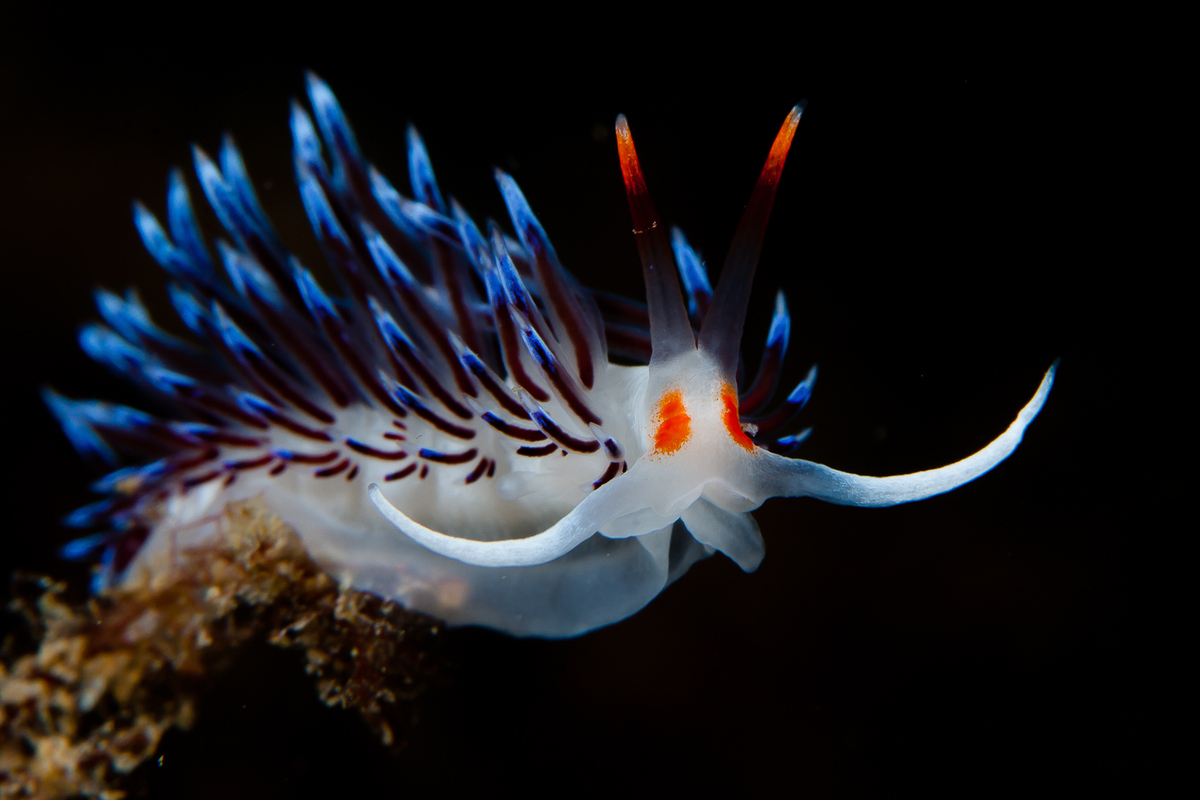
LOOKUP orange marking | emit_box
[615,114,660,234]
[757,105,804,189]
[721,383,755,451]
[652,389,691,455]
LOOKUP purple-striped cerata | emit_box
[45,75,1055,637]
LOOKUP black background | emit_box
[0,13,1181,798]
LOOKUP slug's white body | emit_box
[48,77,1054,637]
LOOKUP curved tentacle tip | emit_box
[763,362,1058,508]
[368,482,594,568]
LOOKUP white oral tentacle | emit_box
[757,363,1057,507]
[368,463,662,568]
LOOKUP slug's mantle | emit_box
[45,76,1055,637]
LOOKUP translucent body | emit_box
[49,77,1055,637]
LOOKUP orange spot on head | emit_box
[721,383,755,451]
[652,389,691,455]
[615,114,660,234]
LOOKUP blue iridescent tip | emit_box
[218,241,285,309]
[133,201,208,285]
[407,125,447,214]
[42,388,118,464]
[167,284,213,337]
[166,168,213,271]
[219,135,280,249]
[787,365,818,406]
[290,101,328,179]
[78,325,150,376]
[670,227,713,321]
[766,291,791,348]
[59,533,111,561]
[306,72,364,174]
[495,170,559,266]
[292,263,338,323]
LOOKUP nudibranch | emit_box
[46,76,1054,637]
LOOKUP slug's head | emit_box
[370,105,813,570]
[613,105,809,509]
[369,103,1053,576]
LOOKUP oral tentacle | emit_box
[754,363,1057,507]
[367,465,657,568]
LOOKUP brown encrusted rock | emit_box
[0,499,443,799]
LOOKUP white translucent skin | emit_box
[126,343,1053,637]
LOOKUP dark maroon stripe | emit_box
[182,469,223,489]
[486,460,496,478]
[602,324,652,364]
[383,432,406,441]
[226,454,274,471]
[187,391,270,429]
[314,458,351,478]
[252,403,333,442]
[84,428,177,459]
[110,524,151,574]
[738,340,786,417]
[461,352,531,419]
[269,462,287,476]
[524,235,596,389]
[278,449,340,464]
[418,447,478,465]
[210,330,291,413]
[593,291,650,329]
[345,438,408,460]
[144,422,209,449]
[516,443,558,457]
[384,463,418,481]
[518,324,601,425]
[190,430,267,448]
[600,437,623,460]
[381,270,477,398]
[346,464,359,481]
[419,465,429,479]
[311,189,381,310]
[745,394,808,439]
[479,412,546,442]
[316,315,410,419]
[495,298,550,402]
[245,292,354,408]
[242,347,337,424]
[543,364,600,426]
[592,461,621,490]
[464,456,489,484]
[360,192,435,284]
[436,240,485,357]
[532,411,600,453]
[223,473,237,487]
[381,326,473,420]
[172,448,220,472]
[383,350,421,400]
[406,400,477,439]
[392,420,407,431]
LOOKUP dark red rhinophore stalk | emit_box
[616,115,694,364]
[699,104,804,381]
